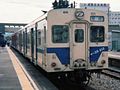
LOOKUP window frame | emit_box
[90,26,105,42]
[52,25,69,43]
[37,31,41,46]
[74,29,84,43]
[90,16,104,22]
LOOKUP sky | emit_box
[0,0,120,23]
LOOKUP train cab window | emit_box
[52,25,69,43]
[90,26,105,42]
[75,29,84,43]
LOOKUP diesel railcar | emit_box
[11,8,108,85]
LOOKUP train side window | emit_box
[19,32,22,46]
[27,32,30,48]
[52,25,69,43]
[90,26,105,42]
[37,31,41,46]
[75,29,84,43]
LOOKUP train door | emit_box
[33,27,37,65]
[23,31,26,55]
[31,28,34,62]
[36,30,43,66]
[19,31,23,52]
[70,23,88,69]
[25,28,27,56]
[36,26,46,67]
[26,30,31,58]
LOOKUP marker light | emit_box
[51,62,56,67]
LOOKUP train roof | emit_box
[27,8,106,24]
[16,8,107,33]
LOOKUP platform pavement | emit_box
[0,46,58,90]
[0,47,22,90]
[109,51,120,55]
[108,51,120,59]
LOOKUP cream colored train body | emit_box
[11,8,108,81]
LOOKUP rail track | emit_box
[102,67,120,79]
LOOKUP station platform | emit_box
[108,51,120,69]
[0,47,22,90]
[108,51,120,59]
[0,47,38,90]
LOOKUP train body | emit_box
[11,8,108,84]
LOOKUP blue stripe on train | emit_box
[90,46,108,62]
[47,48,70,64]
[38,46,108,64]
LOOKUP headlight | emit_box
[51,62,56,67]
[101,60,106,64]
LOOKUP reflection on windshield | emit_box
[52,25,69,43]
[90,26,104,42]
[75,29,84,43]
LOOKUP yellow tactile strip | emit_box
[7,47,39,90]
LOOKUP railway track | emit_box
[102,67,120,79]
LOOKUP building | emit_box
[0,23,27,34]
[80,3,110,14]
[111,30,120,51]
[80,3,120,26]
[109,12,120,25]
[80,3,111,25]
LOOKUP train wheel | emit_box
[67,70,91,86]
[82,74,91,86]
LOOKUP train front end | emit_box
[46,8,108,73]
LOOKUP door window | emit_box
[37,31,41,46]
[75,29,84,43]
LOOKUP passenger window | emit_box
[27,33,30,44]
[90,26,104,42]
[75,29,84,43]
[52,25,69,43]
[37,31,41,46]
[27,32,30,49]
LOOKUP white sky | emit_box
[0,0,120,23]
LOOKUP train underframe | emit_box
[48,69,102,86]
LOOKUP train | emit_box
[11,0,108,85]
[0,33,6,47]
